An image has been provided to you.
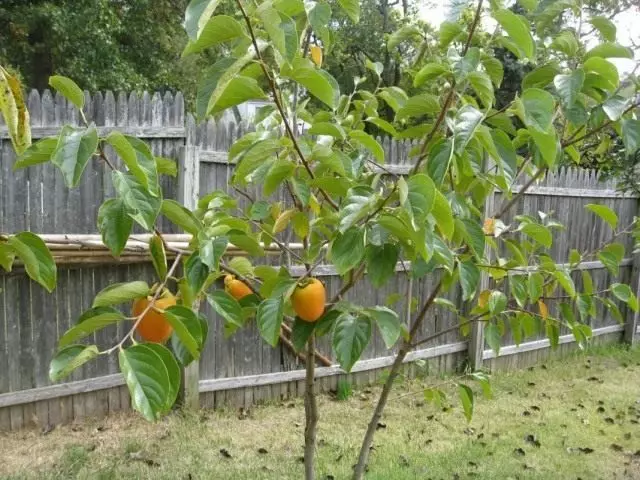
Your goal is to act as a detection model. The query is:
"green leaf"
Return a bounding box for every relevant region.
[460,260,480,300]
[309,122,346,139]
[365,117,398,137]
[0,243,15,271]
[572,324,592,350]
[307,2,331,47]
[107,133,160,197]
[207,290,243,336]
[602,95,629,121]
[529,126,558,167]
[485,323,501,356]
[521,88,556,132]
[50,345,99,382]
[258,8,298,63]
[585,43,633,60]
[378,87,408,112]
[414,63,449,87]
[431,190,454,240]
[149,234,167,280]
[491,130,517,182]
[233,138,283,185]
[119,343,180,421]
[589,16,616,42]
[528,272,543,302]
[550,30,579,56]
[200,237,228,271]
[291,317,315,352]
[97,199,132,257]
[468,71,494,108]
[155,157,178,177]
[488,291,507,315]
[366,306,400,348]
[349,130,384,163]
[612,283,638,312]
[161,199,202,234]
[205,77,267,115]
[585,204,618,230]
[406,174,436,223]
[257,297,284,347]
[185,253,209,294]
[510,275,528,308]
[365,244,399,288]
[453,105,483,154]
[584,57,619,92]
[58,307,125,348]
[49,75,84,109]
[598,243,625,276]
[337,0,359,23]
[458,384,474,422]
[523,63,561,89]
[13,137,57,169]
[229,231,265,256]
[453,47,480,81]
[92,281,150,308]
[171,311,207,366]
[460,218,486,259]
[546,322,560,349]
[554,70,584,107]
[163,306,203,360]
[112,171,162,231]
[482,57,504,87]
[426,139,453,187]
[264,159,295,196]
[333,313,371,372]
[52,125,99,188]
[388,25,422,50]
[9,232,57,292]
[330,227,365,275]
[520,223,552,248]
[396,94,440,121]
[622,119,640,156]
[281,58,339,108]
[439,21,463,47]
[494,9,535,60]
[185,0,223,40]
[554,270,576,298]
[182,15,246,55]
[340,186,374,232]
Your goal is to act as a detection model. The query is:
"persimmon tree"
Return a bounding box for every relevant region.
[1,0,640,479]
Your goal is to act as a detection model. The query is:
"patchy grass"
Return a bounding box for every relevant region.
[2,345,640,479]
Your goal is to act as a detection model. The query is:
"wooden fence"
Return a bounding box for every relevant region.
[0,90,637,431]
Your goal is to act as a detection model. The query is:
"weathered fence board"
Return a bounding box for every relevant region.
[0,90,637,431]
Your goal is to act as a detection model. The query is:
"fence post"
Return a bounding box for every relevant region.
[624,202,640,345]
[469,178,496,370]
[178,114,201,409]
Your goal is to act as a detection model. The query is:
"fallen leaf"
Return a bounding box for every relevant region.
[376,422,387,430]
[257,448,268,454]
[513,448,526,456]
[219,448,233,459]
[611,444,624,452]
[524,434,541,447]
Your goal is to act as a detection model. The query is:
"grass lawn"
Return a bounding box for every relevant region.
[2,345,640,479]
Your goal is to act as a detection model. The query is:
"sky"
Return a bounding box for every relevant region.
[416,1,640,75]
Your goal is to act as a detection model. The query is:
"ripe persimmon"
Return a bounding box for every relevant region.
[132,293,176,343]
[224,275,252,300]
[292,278,326,322]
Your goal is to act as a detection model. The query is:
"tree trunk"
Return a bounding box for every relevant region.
[304,334,318,480]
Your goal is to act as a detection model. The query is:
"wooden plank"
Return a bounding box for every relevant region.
[482,324,624,360]
[509,185,638,199]
[199,341,467,393]
[625,199,640,344]
[0,126,187,140]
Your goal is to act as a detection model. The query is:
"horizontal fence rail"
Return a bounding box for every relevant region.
[0,90,637,431]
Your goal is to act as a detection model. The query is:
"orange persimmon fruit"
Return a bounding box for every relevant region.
[132,292,176,343]
[292,278,326,322]
[224,275,252,300]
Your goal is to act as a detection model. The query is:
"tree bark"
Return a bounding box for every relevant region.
[304,334,319,480]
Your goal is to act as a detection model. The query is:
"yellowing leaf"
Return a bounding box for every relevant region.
[482,218,495,235]
[538,300,548,320]
[310,45,323,67]
[273,208,296,234]
[0,66,31,155]
[478,290,491,309]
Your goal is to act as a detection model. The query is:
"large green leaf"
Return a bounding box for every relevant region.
[612,283,639,312]
[349,130,385,163]
[233,138,283,184]
[58,307,125,348]
[365,306,400,348]
[331,227,366,275]
[171,312,208,366]
[431,190,454,240]
[337,0,359,23]
[307,2,331,47]
[291,317,316,352]
[50,345,99,382]
[494,9,535,60]
[598,243,625,276]
[185,0,223,40]
[97,198,133,257]
[529,126,558,167]
[523,63,561,89]
[488,291,507,315]
[340,186,375,232]
[602,95,629,121]
[182,15,246,55]
[484,323,501,355]
[528,272,543,302]
[112,171,162,231]
[426,138,453,186]
[106,133,159,196]
[92,281,150,308]
[453,105,483,154]
[207,290,243,336]
[585,204,618,230]
[388,25,422,50]
[414,63,449,87]
[49,75,84,109]
[468,71,494,108]
[163,306,203,360]
[281,58,340,108]
[459,260,480,300]
[583,57,619,92]
[439,21,463,47]
[520,223,552,248]
[406,173,436,223]
[200,236,228,270]
[0,243,15,271]
[585,43,633,60]
[589,16,616,42]
[119,343,180,421]
[9,232,57,292]
[458,384,474,422]
[460,218,485,259]
[396,94,440,121]
[621,119,640,156]
[52,125,99,188]
[258,8,298,63]
[257,297,284,347]
[332,313,371,372]
[520,88,556,132]
[149,234,167,280]
[550,30,579,56]
[365,244,398,288]
[161,199,203,234]
[185,252,209,294]
[554,270,576,298]
[554,70,584,107]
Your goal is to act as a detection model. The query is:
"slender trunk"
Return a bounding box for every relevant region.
[304,334,318,480]
[352,346,408,479]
